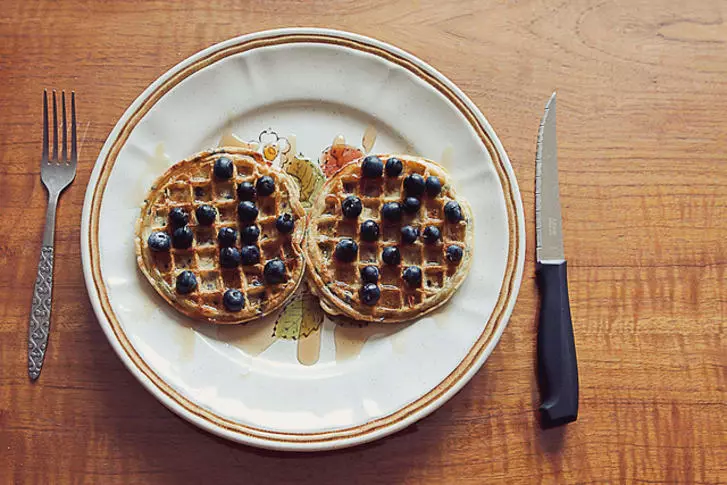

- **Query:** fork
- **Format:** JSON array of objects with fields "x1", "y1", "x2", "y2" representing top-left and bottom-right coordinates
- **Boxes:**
[{"x1": 28, "y1": 90, "x2": 77, "y2": 380}]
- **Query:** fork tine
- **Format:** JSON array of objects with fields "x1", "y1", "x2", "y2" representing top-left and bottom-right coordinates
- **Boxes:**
[
  {"x1": 70, "y1": 91, "x2": 77, "y2": 166},
  {"x1": 61, "y1": 91, "x2": 67, "y2": 164},
  {"x1": 42, "y1": 90, "x2": 49, "y2": 164},
  {"x1": 52, "y1": 90, "x2": 58, "y2": 163}
]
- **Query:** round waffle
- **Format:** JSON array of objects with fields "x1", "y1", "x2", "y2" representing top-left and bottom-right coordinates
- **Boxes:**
[
  {"x1": 135, "y1": 147, "x2": 307, "y2": 324},
  {"x1": 305, "y1": 154, "x2": 473, "y2": 323}
]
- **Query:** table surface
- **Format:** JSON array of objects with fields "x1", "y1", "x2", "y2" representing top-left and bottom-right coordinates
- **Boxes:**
[{"x1": 1, "y1": 0, "x2": 725, "y2": 483}]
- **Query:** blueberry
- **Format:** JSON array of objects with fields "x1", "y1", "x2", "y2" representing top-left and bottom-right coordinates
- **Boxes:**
[
  {"x1": 217, "y1": 227, "x2": 237, "y2": 247},
  {"x1": 176, "y1": 270, "x2": 197, "y2": 294},
  {"x1": 172, "y1": 226, "x2": 194, "y2": 249},
  {"x1": 446, "y1": 245, "x2": 463, "y2": 263},
  {"x1": 422, "y1": 226, "x2": 441, "y2": 244},
  {"x1": 402, "y1": 266, "x2": 422, "y2": 287},
  {"x1": 361, "y1": 155, "x2": 384, "y2": 178},
  {"x1": 359, "y1": 283, "x2": 381, "y2": 306},
  {"x1": 195, "y1": 205, "x2": 216, "y2": 225},
  {"x1": 240, "y1": 245, "x2": 260, "y2": 266},
  {"x1": 276, "y1": 213, "x2": 295, "y2": 234},
  {"x1": 341, "y1": 195, "x2": 363, "y2": 219},
  {"x1": 400, "y1": 225, "x2": 419, "y2": 244},
  {"x1": 236, "y1": 181, "x2": 256, "y2": 201},
  {"x1": 264, "y1": 259, "x2": 287, "y2": 284},
  {"x1": 360, "y1": 220, "x2": 380, "y2": 242},
  {"x1": 223, "y1": 288, "x2": 245, "y2": 312},
  {"x1": 238, "y1": 201, "x2": 258, "y2": 223},
  {"x1": 404, "y1": 174, "x2": 426, "y2": 197},
  {"x1": 256, "y1": 176, "x2": 275, "y2": 196},
  {"x1": 147, "y1": 231, "x2": 171, "y2": 252},
  {"x1": 382, "y1": 246, "x2": 401, "y2": 265},
  {"x1": 241, "y1": 225, "x2": 260, "y2": 244},
  {"x1": 385, "y1": 157, "x2": 403, "y2": 177},
  {"x1": 402, "y1": 196, "x2": 421, "y2": 214},
  {"x1": 425, "y1": 176, "x2": 442, "y2": 197},
  {"x1": 220, "y1": 247, "x2": 241, "y2": 268},
  {"x1": 168, "y1": 207, "x2": 189, "y2": 228},
  {"x1": 214, "y1": 157, "x2": 234, "y2": 179},
  {"x1": 381, "y1": 202, "x2": 402, "y2": 223},
  {"x1": 444, "y1": 201, "x2": 463, "y2": 223},
  {"x1": 334, "y1": 239, "x2": 358, "y2": 263},
  {"x1": 360, "y1": 265, "x2": 379, "y2": 283}
]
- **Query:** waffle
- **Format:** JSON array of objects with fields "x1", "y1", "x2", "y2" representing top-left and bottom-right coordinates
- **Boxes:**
[
  {"x1": 305, "y1": 154, "x2": 474, "y2": 323},
  {"x1": 135, "y1": 147, "x2": 307, "y2": 324}
]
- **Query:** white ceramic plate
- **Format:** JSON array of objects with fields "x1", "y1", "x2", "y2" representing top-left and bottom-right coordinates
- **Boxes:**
[{"x1": 81, "y1": 28, "x2": 525, "y2": 451}]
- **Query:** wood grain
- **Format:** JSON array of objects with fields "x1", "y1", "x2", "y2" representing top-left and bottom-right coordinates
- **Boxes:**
[{"x1": 1, "y1": 0, "x2": 725, "y2": 483}]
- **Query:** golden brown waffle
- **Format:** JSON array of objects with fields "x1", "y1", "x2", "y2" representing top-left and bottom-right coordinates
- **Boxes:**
[
  {"x1": 135, "y1": 147, "x2": 307, "y2": 324},
  {"x1": 305, "y1": 154, "x2": 473, "y2": 323}
]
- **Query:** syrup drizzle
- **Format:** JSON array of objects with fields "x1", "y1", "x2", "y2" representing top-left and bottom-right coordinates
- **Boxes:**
[
  {"x1": 177, "y1": 323, "x2": 196, "y2": 362},
  {"x1": 362, "y1": 125, "x2": 377, "y2": 153}
]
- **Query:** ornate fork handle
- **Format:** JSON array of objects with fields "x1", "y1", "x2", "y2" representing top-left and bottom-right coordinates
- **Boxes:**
[
  {"x1": 29, "y1": 246, "x2": 54, "y2": 380},
  {"x1": 30, "y1": 89, "x2": 77, "y2": 380}
]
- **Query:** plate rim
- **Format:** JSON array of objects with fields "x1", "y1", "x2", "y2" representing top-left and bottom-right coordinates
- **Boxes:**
[{"x1": 80, "y1": 27, "x2": 526, "y2": 451}]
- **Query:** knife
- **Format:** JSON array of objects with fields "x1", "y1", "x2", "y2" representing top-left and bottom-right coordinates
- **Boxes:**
[{"x1": 535, "y1": 92, "x2": 579, "y2": 428}]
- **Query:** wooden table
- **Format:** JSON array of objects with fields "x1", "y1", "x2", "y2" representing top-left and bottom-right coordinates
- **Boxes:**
[{"x1": 1, "y1": 0, "x2": 725, "y2": 483}]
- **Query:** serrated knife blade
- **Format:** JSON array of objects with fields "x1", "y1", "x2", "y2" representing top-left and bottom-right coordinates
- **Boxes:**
[{"x1": 536, "y1": 92, "x2": 564, "y2": 263}]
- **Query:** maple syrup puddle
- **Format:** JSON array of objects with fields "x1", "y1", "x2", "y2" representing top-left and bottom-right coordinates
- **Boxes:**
[
  {"x1": 440, "y1": 144, "x2": 454, "y2": 170},
  {"x1": 136, "y1": 142, "x2": 171, "y2": 203},
  {"x1": 149, "y1": 142, "x2": 170, "y2": 170},
  {"x1": 176, "y1": 322, "x2": 196, "y2": 362},
  {"x1": 216, "y1": 319, "x2": 278, "y2": 357},
  {"x1": 332, "y1": 134, "x2": 346, "y2": 146},
  {"x1": 333, "y1": 322, "x2": 404, "y2": 362},
  {"x1": 297, "y1": 325, "x2": 322, "y2": 366},
  {"x1": 219, "y1": 131, "x2": 248, "y2": 148},
  {"x1": 218, "y1": 123, "x2": 259, "y2": 151}
]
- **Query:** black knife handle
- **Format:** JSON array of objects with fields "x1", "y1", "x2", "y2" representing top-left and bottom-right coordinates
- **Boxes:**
[{"x1": 536, "y1": 260, "x2": 579, "y2": 428}]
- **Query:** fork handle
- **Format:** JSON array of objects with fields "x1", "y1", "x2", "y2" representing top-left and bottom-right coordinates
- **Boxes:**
[
  {"x1": 28, "y1": 194, "x2": 58, "y2": 380},
  {"x1": 42, "y1": 192, "x2": 59, "y2": 246},
  {"x1": 28, "y1": 246, "x2": 54, "y2": 380}
]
